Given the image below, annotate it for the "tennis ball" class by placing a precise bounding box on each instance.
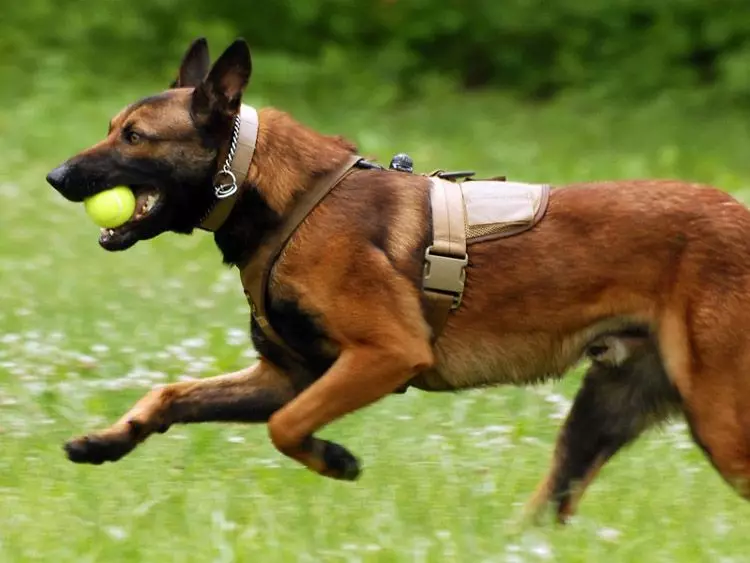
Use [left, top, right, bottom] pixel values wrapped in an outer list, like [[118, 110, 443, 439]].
[[84, 186, 136, 229]]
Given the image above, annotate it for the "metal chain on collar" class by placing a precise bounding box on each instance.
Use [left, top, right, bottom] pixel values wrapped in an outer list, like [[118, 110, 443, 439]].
[[213, 114, 242, 199]]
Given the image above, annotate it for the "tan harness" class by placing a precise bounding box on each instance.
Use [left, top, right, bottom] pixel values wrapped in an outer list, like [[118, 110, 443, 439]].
[[199, 104, 549, 362], [422, 177, 469, 338], [238, 154, 362, 361]]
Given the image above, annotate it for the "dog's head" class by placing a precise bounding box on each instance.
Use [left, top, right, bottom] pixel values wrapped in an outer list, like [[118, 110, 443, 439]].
[[46, 38, 252, 251]]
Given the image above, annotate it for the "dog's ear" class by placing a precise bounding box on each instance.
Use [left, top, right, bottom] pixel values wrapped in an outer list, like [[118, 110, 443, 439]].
[[191, 39, 252, 124], [170, 38, 211, 89]]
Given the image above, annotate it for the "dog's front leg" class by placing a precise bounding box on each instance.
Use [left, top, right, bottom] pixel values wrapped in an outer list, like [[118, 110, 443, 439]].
[[267, 340, 433, 480], [64, 359, 295, 465]]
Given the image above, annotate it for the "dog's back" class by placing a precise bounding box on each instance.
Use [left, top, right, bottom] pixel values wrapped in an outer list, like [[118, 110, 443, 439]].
[[414, 179, 750, 390]]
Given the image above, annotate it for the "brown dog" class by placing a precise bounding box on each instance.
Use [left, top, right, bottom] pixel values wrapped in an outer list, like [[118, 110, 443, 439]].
[[46, 37, 750, 523]]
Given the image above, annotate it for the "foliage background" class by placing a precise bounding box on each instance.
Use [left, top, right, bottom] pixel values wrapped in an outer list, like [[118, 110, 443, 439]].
[[4, 0, 750, 105]]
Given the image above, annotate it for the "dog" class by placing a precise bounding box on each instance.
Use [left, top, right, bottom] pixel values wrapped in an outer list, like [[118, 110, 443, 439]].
[[46, 37, 750, 524]]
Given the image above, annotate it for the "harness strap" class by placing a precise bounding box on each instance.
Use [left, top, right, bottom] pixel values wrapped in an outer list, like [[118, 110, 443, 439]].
[[239, 154, 363, 360], [199, 104, 259, 232], [198, 103, 470, 358], [423, 177, 468, 340]]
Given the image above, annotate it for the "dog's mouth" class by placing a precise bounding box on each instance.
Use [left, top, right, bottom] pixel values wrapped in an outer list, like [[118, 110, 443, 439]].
[[98, 185, 167, 251]]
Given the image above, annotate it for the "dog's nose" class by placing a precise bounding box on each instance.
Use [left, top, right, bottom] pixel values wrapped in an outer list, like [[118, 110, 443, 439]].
[[46, 163, 70, 192]]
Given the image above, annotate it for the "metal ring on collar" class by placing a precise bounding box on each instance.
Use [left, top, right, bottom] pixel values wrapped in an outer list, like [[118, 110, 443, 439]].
[[214, 170, 238, 199]]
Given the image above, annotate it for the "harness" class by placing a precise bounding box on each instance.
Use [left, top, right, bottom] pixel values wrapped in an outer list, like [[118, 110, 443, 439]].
[[198, 104, 549, 363]]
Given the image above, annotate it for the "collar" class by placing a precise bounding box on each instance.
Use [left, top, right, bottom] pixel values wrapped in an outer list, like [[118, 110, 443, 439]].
[[198, 104, 259, 232]]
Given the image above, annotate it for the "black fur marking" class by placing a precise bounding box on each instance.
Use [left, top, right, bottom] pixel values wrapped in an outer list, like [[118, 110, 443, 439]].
[[64, 435, 133, 465], [248, 296, 337, 387], [214, 184, 282, 265], [548, 342, 681, 509], [249, 316, 320, 394], [174, 388, 284, 424], [297, 436, 361, 480], [51, 150, 180, 202], [271, 298, 337, 373], [320, 440, 361, 480]]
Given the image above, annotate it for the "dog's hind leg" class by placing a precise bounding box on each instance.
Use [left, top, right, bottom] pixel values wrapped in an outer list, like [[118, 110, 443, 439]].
[[64, 360, 295, 465], [526, 336, 681, 524], [678, 364, 750, 500], [659, 296, 750, 501]]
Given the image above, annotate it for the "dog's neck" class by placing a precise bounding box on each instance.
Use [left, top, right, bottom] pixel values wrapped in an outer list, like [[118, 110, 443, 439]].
[[213, 108, 358, 266]]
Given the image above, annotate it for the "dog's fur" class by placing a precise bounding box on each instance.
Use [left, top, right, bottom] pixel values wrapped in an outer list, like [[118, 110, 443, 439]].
[[46, 38, 750, 523]]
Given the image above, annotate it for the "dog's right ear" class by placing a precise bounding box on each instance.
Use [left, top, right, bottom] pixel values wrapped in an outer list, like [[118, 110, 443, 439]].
[[170, 38, 210, 89], [191, 39, 252, 126]]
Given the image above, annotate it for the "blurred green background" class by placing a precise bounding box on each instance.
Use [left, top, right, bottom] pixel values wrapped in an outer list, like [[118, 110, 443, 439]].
[[4, 0, 750, 104], [3, 2, 750, 562]]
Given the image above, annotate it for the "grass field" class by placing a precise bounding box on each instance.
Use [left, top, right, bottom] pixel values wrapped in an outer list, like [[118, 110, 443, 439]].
[[2, 60, 750, 562]]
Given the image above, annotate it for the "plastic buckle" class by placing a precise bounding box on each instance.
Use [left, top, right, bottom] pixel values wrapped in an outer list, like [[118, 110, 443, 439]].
[[423, 248, 468, 309]]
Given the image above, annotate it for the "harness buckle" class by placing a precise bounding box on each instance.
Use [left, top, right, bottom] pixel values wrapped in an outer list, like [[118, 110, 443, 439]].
[[423, 248, 468, 309]]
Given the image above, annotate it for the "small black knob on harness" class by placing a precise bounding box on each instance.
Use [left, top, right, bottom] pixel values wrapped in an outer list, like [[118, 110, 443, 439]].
[[389, 153, 414, 173]]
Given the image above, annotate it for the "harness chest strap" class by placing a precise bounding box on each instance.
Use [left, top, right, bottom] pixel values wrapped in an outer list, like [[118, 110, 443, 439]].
[[197, 104, 466, 357], [240, 170, 467, 360], [423, 177, 468, 340], [238, 154, 363, 360]]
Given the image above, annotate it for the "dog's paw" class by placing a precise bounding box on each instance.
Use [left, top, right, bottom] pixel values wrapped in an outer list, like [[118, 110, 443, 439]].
[[63, 433, 136, 465], [321, 440, 361, 481]]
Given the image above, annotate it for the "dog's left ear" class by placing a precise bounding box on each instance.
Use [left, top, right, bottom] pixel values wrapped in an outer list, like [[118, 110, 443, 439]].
[[170, 37, 211, 88], [191, 39, 252, 124]]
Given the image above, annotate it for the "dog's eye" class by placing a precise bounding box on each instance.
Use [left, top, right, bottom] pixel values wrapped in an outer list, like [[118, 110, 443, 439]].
[[124, 130, 141, 145]]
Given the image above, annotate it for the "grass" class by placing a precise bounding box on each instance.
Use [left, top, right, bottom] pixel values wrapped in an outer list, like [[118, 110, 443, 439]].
[[2, 56, 750, 561]]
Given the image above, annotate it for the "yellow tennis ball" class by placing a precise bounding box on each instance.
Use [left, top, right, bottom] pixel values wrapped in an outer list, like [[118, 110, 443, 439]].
[[84, 186, 136, 228]]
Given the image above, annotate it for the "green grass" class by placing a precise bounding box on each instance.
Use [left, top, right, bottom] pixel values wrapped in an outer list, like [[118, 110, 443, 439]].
[[2, 59, 750, 562]]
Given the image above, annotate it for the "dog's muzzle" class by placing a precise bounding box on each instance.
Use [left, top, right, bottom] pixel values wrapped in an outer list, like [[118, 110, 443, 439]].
[[46, 160, 106, 202], [46, 162, 71, 194]]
